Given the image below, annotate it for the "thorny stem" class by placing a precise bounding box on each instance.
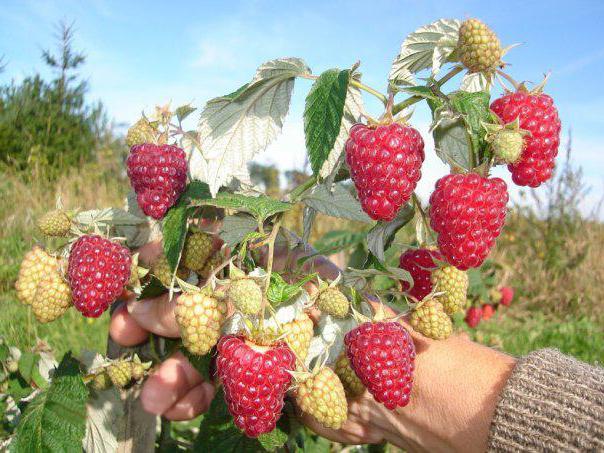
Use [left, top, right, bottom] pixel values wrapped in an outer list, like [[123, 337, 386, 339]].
[[260, 215, 283, 323], [288, 175, 317, 201], [392, 66, 464, 115]]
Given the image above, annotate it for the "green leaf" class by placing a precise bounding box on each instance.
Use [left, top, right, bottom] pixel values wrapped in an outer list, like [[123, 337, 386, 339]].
[[302, 183, 372, 223], [366, 204, 415, 262], [138, 276, 167, 301], [181, 348, 212, 381], [304, 69, 351, 174], [18, 352, 37, 384], [313, 230, 366, 255], [12, 353, 88, 453], [258, 421, 289, 451], [449, 90, 491, 164], [196, 193, 291, 222], [163, 182, 212, 270], [175, 104, 197, 122], [194, 387, 283, 452], [402, 85, 440, 101], [219, 214, 259, 247], [267, 273, 316, 306], [0, 342, 9, 361]]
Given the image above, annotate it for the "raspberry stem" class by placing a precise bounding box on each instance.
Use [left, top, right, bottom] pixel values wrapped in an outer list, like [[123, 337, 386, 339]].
[[349, 79, 388, 105], [260, 215, 283, 324]]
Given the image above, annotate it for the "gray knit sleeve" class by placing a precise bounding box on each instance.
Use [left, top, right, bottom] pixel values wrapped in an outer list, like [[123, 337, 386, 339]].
[[487, 349, 604, 452]]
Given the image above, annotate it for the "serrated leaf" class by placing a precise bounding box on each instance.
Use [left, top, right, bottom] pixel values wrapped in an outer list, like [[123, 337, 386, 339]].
[[402, 85, 440, 102], [181, 348, 212, 381], [194, 387, 282, 452], [193, 58, 311, 196], [175, 104, 197, 122], [73, 208, 147, 228], [304, 69, 351, 174], [313, 230, 366, 255], [460, 72, 489, 92], [366, 204, 414, 262], [267, 273, 316, 306], [13, 353, 88, 453], [219, 214, 259, 247], [318, 79, 364, 178], [138, 276, 167, 300], [258, 423, 288, 451], [449, 90, 491, 164], [196, 193, 290, 221], [389, 19, 461, 86], [302, 183, 372, 223], [431, 110, 473, 170], [18, 352, 36, 384]]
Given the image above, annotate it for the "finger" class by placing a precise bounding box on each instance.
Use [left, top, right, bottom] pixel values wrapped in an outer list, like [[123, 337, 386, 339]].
[[109, 301, 150, 346], [301, 413, 367, 445], [140, 352, 203, 415], [126, 293, 180, 338], [162, 382, 215, 421], [136, 240, 164, 266]]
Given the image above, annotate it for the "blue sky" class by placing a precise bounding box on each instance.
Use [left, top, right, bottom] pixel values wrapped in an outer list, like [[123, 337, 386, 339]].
[[2, 0, 603, 215]]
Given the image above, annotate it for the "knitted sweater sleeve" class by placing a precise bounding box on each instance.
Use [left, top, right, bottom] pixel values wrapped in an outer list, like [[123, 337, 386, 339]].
[[488, 348, 604, 452]]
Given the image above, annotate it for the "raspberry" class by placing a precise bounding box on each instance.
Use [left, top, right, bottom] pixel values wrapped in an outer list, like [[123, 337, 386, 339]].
[[482, 303, 495, 320], [151, 253, 189, 287], [37, 210, 71, 237], [315, 287, 349, 318], [198, 252, 223, 279], [216, 336, 295, 437], [499, 286, 514, 307], [457, 18, 502, 73], [90, 372, 111, 391], [126, 118, 156, 148], [491, 90, 561, 187], [335, 353, 365, 397], [431, 265, 468, 315], [131, 356, 151, 381], [281, 312, 314, 366], [15, 246, 59, 305], [489, 128, 525, 164], [182, 231, 213, 272], [345, 321, 415, 410], [174, 291, 226, 355], [429, 173, 508, 270], [346, 122, 424, 221], [126, 143, 187, 219], [67, 235, 131, 318], [228, 278, 263, 315], [465, 306, 482, 328], [107, 360, 133, 388], [32, 273, 72, 323], [295, 367, 348, 429], [409, 300, 452, 340], [399, 248, 440, 301]]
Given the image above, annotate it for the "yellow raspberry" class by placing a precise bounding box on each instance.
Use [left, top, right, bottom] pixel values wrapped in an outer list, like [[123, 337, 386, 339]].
[[458, 18, 502, 73], [126, 118, 156, 148], [151, 254, 189, 287], [15, 246, 59, 305], [316, 288, 349, 318], [37, 210, 71, 237], [31, 273, 72, 323], [410, 300, 452, 340], [91, 372, 111, 390], [107, 361, 133, 388], [431, 266, 468, 315], [281, 312, 314, 366], [198, 252, 223, 279], [174, 292, 227, 355], [228, 278, 263, 315], [182, 232, 213, 272], [295, 367, 348, 429], [335, 353, 365, 397]]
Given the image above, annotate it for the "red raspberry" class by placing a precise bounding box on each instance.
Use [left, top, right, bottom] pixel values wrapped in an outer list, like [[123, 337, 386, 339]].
[[482, 303, 495, 320], [344, 321, 415, 410], [429, 173, 508, 270], [126, 144, 187, 219], [490, 91, 561, 187], [346, 123, 424, 221], [465, 306, 482, 328], [499, 286, 514, 307], [67, 235, 131, 317], [399, 248, 440, 301], [216, 336, 295, 438]]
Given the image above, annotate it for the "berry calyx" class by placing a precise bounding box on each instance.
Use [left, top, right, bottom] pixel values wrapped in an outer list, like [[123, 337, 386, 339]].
[[346, 122, 424, 221], [216, 336, 295, 438], [430, 265, 468, 315], [315, 287, 349, 318], [295, 367, 348, 429], [457, 18, 502, 73], [490, 89, 561, 187], [228, 278, 263, 315], [174, 291, 227, 356], [399, 248, 440, 301], [409, 299, 452, 340], [67, 235, 132, 318], [345, 321, 415, 410], [37, 209, 72, 237], [126, 143, 187, 219], [429, 173, 508, 270], [335, 353, 365, 397]]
